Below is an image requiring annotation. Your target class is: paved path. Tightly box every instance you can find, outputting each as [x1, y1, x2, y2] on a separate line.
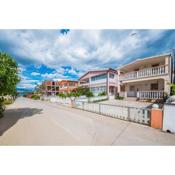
[0, 97, 175, 145]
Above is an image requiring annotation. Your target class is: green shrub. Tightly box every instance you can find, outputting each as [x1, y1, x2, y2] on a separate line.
[4, 98, 13, 105]
[146, 99, 152, 102]
[115, 96, 124, 100]
[98, 91, 107, 96]
[86, 91, 94, 98]
[0, 97, 5, 118]
[170, 83, 175, 95]
[57, 93, 66, 98]
[31, 95, 40, 100]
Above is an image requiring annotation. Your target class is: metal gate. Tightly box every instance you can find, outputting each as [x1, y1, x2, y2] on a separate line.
[74, 101, 150, 125]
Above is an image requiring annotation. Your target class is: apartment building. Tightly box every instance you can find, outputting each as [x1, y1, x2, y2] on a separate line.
[118, 53, 173, 100]
[59, 80, 78, 94]
[42, 80, 59, 96]
[79, 68, 118, 97]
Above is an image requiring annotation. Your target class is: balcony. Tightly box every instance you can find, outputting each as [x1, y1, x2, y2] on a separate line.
[120, 65, 168, 81]
[79, 81, 89, 87]
[120, 90, 164, 100]
[138, 91, 164, 100]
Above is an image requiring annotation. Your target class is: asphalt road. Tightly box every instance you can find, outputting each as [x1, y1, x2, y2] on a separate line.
[0, 97, 175, 145]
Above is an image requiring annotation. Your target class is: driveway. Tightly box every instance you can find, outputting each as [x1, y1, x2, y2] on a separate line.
[0, 97, 175, 145]
[99, 99, 153, 108]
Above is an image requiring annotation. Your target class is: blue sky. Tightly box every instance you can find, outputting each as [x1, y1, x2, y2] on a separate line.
[0, 29, 175, 91]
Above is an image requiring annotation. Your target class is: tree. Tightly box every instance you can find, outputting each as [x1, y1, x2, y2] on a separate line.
[35, 84, 46, 95]
[0, 52, 20, 117]
[170, 83, 175, 95]
[57, 87, 94, 107]
[86, 91, 94, 98]
[58, 92, 67, 99]
[65, 89, 82, 107]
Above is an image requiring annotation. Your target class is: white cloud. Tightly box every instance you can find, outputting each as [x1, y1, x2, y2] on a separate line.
[0, 29, 169, 73]
[17, 83, 36, 89]
[31, 72, 40, 76]
[3, 29, 171, 90]
[17, 73, 40, 89]
[67, 68, 78, 75]
[41, 72, 67, 80]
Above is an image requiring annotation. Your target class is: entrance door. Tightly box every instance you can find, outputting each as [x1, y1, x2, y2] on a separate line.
[128, 85, 136, 97]
[151, 83, 158, 90]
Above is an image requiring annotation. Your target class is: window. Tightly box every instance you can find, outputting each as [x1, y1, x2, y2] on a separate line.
[151, 83, 158, 90]
[152, 64, 159, 67]
[91, 86, 106, 95]
[91, 74, 107, 81]
[129, 85, 135, 91]
[69, 82, 75, 86]
[109, 73, 115, 78]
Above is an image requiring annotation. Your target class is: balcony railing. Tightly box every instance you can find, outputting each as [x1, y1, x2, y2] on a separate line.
[137, 91, 164, 100]
[79, 83, 89, 87]
[120, 65, 168, 81]
[119, 90, 164, 100]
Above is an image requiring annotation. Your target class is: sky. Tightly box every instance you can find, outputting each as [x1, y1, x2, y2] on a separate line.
[0, 29, 175, 91]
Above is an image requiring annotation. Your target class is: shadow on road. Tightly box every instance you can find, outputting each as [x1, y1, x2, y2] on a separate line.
[0, 108, 43, 136]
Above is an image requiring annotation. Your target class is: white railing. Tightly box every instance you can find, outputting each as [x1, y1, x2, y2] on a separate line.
[137, 91, 164, 100]
[120, 65, 168, 81]
[79, 82, 89, 86]
[127, 91, 136, 97]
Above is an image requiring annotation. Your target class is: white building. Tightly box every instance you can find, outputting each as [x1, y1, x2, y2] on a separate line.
[118, 53, 172, 100]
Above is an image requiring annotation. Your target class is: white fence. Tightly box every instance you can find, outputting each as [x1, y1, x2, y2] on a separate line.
[74, 102, 150, 125]
[42, 96, 71, 106]
[41, 95, 108, 106]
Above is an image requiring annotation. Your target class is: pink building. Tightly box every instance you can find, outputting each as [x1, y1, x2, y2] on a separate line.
[79, 68, 118, 98]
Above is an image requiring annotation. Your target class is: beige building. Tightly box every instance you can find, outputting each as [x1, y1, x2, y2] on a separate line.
[118, 53, 172, 100]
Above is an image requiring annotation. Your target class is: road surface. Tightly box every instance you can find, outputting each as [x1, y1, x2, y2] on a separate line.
[0, 97, 175, 145]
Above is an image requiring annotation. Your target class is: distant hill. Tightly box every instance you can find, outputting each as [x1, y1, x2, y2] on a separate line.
[17, 88, 34, 96]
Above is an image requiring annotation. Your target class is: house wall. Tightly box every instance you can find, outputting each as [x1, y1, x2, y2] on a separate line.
[59, 81, 78, 94]
[124, 79, 164, 92]
[42, 81, 59, 96]
[119, 55, 172, 95]
[79, 69, 118, 96]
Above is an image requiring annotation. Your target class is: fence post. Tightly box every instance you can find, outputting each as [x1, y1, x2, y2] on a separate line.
[150, 105, 163, 129]
[83, 102, 85, 110]
[99, 104, 101, 114]
[128, 107, 130, 121]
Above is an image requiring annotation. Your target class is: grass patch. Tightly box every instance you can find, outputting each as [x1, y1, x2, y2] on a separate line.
[4, 98, 14, 105]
